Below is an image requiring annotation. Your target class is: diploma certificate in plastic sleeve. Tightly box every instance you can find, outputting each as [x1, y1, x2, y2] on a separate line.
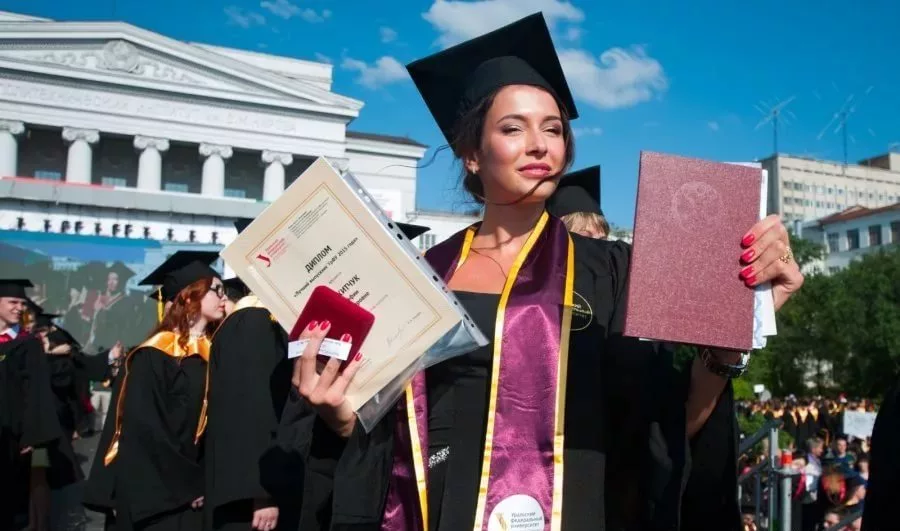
[221, 158, 487, 429]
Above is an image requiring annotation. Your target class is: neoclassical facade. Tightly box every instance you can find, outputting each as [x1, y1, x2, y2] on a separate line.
[0, 11, 427, 246]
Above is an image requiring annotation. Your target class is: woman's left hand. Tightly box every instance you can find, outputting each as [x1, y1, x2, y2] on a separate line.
[739, 214, 804, 311]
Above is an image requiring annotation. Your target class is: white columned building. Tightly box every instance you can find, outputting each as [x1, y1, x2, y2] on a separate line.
[0, 11, 441, 247]
[262, 150, 293, 202]
[0, 119, 24, 177]
[62, 127, 99, 184]
[134, 135, 168, 191]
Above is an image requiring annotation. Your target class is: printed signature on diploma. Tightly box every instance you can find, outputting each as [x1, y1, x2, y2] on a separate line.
[386, 312, 422, 349]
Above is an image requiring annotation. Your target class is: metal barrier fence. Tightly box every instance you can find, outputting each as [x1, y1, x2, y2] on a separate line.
[737, 419, 804, 531]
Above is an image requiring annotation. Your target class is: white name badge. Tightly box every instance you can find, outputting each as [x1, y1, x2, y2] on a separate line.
[487, 495, 545, 531]
[288, 338, 352, 361]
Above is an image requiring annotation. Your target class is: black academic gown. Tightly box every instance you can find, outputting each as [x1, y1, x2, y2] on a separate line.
[861, 380, 900, 531]
[45, 353, 87, 489]
[205, 305, 292, 531]
[0, 334, 64, 529]
[277, 236, 740, 531]
[83, 346, 207, 531]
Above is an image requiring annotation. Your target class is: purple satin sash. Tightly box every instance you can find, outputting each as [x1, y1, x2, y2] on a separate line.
[381, 215, 572, 531]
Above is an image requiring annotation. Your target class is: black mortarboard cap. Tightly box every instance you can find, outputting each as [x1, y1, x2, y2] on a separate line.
[234, 218, 253, 234]
[396, 222, 430, 240]
[223, 277, 249, 301]
[138, 251, 220, 302]
[47, 327, 80, 350]
[546, 165, 602, 218]
[107, 261, 136, 284]
[406, 12, 578, 145]
[0, 278, 33, 299]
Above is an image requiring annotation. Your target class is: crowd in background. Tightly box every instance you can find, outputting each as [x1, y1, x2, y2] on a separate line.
[738, 396, 877, 531]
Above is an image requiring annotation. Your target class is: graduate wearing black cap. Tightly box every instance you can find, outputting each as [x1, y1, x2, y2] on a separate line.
[89, 261, 140, 353]
[0, 279, 65, 529]
[83, 251, 225, 530]
[281, 11, 799, 531]
[546, 166, 610, 239]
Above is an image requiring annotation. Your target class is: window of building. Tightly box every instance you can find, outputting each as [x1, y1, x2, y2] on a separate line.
[827, 232, 840, 253]
[164, 182, 189, 193]
[805, 185, 811, 191]
[827, 187, 834, 194]
[34, 170, 62, 181]
[224, 188, 247, 198]
[869, 225, 882, 246]
[828, 266, 841, 274]
[816, 201, 823, 208]
[838, 189, 844, 195]
[847, 229, 860, 250]
[793, 182, 803, 191]
[804, 200, 811, 207]
[891, 222, 900, 244]
[418, 233, 437, 251]
[783, 180, 792, 189]
[101, 176, 128, 187]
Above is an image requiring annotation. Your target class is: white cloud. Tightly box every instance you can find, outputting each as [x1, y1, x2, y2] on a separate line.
[224, 6, 266, 28]
[260, 0, 330, 22]
[380, 26, 398, 43]
[421, 1, 665, 111]
[558, 46, 668, 110]
[572, 126, 603, 137]
[314, 52, 333, 64]
[708, 121, 720, 132]
[423, 0, 584, 48]
[341, 56, 408, 89]
[564, 26, 582, 41]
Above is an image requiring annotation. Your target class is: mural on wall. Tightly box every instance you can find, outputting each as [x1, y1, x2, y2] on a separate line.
[0, 229, 222, 352]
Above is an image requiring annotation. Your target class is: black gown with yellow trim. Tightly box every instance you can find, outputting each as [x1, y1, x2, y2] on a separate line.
[205, 299, 292, 531]
[83, 333, 208, 531]
[277, 235, 740, 531]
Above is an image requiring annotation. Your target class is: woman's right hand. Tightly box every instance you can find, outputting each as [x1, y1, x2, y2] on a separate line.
[292, 320, 363, 438]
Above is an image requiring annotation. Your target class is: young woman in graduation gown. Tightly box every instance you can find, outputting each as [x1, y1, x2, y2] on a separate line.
[83, 254, 226, 530]
[282, 14, 805, 531]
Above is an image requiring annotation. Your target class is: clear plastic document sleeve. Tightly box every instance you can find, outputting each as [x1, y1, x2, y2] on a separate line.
[220, 158, 488, 431]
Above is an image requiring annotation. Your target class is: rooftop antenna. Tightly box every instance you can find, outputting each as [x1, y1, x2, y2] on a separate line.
[889, 142, 900, 153]
[754, 96, 797, 155]
[817, 86, 874, 165]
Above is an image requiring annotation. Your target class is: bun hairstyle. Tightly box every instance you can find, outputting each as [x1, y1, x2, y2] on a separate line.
[450, 87, 576, 205]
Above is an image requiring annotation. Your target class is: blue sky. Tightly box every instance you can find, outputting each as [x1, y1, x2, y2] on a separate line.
[5, 0, 899, 228]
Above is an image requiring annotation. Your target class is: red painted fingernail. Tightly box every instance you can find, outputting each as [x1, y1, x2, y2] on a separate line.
[741, 249, 755, 263]
[740, 266, 754, 279]
[307, 321, 318, 331]
[742, 233, 756, 247]
[340, 333, 352, 342]
[319, 320, 330, 330]
[746, 275, 757, 285]
[354, 351, 363, 361]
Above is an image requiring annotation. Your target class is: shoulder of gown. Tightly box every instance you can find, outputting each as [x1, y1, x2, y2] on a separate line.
[207, 305, 291, 507]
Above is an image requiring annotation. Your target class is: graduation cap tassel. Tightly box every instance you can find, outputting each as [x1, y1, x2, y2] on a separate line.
[157, 287, 164, 323]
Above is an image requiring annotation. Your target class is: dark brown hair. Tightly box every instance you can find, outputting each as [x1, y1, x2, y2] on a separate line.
[147, 277, 218, 350]
[450, 86, 576, 204]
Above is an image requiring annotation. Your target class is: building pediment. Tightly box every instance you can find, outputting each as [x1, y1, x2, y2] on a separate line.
[0, 21, 362, 118]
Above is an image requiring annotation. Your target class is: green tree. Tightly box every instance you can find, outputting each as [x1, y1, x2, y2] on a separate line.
[789, 229, 825, 269]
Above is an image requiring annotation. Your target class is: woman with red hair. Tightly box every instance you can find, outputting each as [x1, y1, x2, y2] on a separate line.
[84, 251, 226, 530]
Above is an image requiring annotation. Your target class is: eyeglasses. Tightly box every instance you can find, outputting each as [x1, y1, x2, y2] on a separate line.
[209, 284, 225, 298]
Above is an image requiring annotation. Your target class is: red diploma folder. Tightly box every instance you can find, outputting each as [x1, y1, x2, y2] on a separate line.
[623, 151, 761, 351]
[289, 285, 376, 362]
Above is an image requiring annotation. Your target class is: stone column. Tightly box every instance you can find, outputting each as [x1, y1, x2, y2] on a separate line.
[62, 127, 100, 184]
[134, 136, 169, 191]
[261, 150, 293, 201]
[326, 156, 350, 174]
[0, 120, 24, 177]
[199, 143, 232, 197]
